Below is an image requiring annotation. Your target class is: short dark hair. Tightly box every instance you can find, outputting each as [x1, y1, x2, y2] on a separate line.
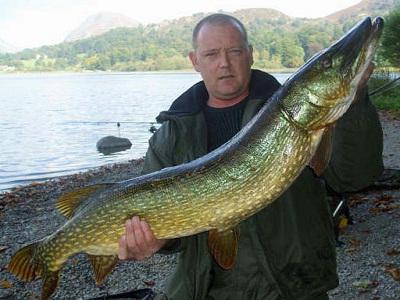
[192, 13, 249, 49]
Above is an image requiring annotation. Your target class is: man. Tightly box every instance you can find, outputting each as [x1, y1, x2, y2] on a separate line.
[119, 14, 338, 299]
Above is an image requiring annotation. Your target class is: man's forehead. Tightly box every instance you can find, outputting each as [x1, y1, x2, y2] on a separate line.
[197, 23, 241, 38]
[196, 23, 245, 48]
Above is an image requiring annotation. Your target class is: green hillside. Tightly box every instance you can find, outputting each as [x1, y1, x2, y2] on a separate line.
[0, 0, 398, 72]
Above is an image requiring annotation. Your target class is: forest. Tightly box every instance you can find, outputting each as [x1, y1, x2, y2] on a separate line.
[0, 8, 398, 72]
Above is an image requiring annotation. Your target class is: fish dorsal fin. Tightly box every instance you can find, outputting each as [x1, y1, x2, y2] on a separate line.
[208, 226, 240, 270]
[88, 254, 118, 286]
[309, 125, 335, 176]
[56, 184, 113, 219]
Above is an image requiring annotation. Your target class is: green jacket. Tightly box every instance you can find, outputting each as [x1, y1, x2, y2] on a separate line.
[322, 87, 384, 193]
[141, 70, 339, 299]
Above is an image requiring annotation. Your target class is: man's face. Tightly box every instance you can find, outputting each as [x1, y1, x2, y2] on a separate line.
[189, 23, 253, 101]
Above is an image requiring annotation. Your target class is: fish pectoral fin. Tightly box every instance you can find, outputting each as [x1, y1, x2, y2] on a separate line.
[309, 125, 335, 176]
[88, 254, 118, 286]
[208, 226, 240, 270]
[56, 184, 114, 218]
[41, 270, 60, 300]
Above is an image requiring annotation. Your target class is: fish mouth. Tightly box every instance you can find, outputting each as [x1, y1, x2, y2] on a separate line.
[330, 17, 383, 77]
[292, 17, 384, 81]
[332, 17, 372, 71]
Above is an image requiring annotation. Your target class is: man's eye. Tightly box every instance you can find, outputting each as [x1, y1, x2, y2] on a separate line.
[229, 49, 242, 56]
[205, 52, 217, 57]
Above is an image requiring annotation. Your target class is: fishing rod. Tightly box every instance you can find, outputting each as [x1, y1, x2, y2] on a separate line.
[368, 76, 400, 97]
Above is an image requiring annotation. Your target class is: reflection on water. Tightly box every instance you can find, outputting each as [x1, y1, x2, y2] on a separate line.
[97, 145, 133, 155]
[0, 72, 290, 191]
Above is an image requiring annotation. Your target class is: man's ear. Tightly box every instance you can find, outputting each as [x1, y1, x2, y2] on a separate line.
[248, 45, 254, 66]
[189, 51, 200, 72]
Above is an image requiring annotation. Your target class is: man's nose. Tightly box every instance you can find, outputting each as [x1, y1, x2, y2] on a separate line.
[218, 51, 230, 68]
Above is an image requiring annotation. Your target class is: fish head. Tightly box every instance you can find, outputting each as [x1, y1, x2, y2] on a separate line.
[281, 17, 383, 130]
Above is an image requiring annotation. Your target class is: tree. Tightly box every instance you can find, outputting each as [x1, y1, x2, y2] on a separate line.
[280, 37, 304, 68]
[380, 8, 400, 67]
[82, 54, 110, 70]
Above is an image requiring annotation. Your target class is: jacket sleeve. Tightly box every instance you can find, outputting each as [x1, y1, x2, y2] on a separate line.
[140, 120, 184, 254]
[141, 143, 169, 175]
[322, 88, 384, 192]
[141, 120, 177, 175]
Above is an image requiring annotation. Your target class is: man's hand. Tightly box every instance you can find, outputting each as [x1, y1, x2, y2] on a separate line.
[118, 216, 167, 260]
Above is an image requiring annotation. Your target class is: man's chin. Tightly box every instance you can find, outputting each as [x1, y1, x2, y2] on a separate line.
[216, 85, 240, 98]
[215, 90, 246, 101]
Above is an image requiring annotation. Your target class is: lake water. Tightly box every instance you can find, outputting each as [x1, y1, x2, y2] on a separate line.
[0, 72, 290, 191]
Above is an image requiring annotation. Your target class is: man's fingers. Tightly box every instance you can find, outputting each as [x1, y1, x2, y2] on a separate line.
[140, 220, 168, 252]
[125, 218, 138, 253]
[118, 216, 166, 261]
[123, 216, 151, 260]
[140, 221, 159, 253]
[132, 216, 147, 253]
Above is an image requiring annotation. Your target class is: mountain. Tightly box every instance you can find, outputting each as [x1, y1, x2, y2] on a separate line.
[325, 0, 400, 22]
[1, 0, 398, 72]
[232, 8, 292, 23]
[64, 12, 140, 42]
[0, 38, 18, 53]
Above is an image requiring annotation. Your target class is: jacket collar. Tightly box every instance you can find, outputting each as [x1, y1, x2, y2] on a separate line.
[156, 69, 280, 123]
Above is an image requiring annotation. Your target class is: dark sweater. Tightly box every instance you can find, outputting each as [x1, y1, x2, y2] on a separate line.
[204, 98, 249, 151]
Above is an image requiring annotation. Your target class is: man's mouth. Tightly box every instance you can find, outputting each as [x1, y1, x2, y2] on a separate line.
[218, 75, 234, 80]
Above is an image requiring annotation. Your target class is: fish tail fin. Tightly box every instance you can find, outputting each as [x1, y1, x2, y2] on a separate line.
[7, 242, 43, 282]
[9, 242, 61, 300]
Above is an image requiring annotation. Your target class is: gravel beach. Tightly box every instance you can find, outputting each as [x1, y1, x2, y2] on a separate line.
[0, 111, 399, 300]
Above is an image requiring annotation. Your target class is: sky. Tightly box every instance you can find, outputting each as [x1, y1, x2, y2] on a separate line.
[0, 0, 362, 49]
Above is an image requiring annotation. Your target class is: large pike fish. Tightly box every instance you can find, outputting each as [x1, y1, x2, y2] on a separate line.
[8, 17, 383, 299]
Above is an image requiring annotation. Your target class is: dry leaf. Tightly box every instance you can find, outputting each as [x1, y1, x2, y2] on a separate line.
[71, 258, 79, 266]
[349, 195, 368, 208]
[374, 194, 393, 204]
[387, 248, 400, 256]
[143, 280, 156, 287]
[346, 238, 361, 252]
[338, 217, 349, 230]
[367, 193, 398, 214]
[369, 206, 396, 214]
[0, 280, 13, 289]
[352, 279, 379, 290]
[385, 266, 400, 281]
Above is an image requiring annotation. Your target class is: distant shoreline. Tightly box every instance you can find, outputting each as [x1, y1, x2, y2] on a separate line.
[0, 68, 298, 75]
[1, 67, 398, 75]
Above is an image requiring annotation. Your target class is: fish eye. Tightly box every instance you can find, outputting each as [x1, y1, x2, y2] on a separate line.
[321, 58, 332, 69]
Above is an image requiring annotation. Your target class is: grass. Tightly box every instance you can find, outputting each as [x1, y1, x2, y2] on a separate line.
[368, 69, 400, 111]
